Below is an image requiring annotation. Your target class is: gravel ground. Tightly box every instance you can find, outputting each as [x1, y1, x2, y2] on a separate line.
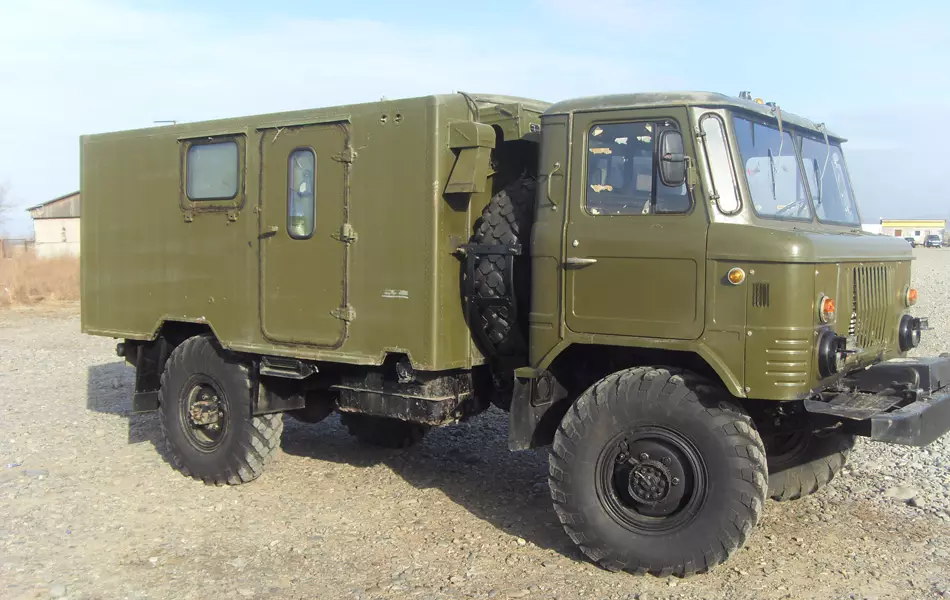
[1, 248, 949, 600]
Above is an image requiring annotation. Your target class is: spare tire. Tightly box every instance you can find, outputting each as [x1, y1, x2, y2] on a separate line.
[468, 178, 536, 357]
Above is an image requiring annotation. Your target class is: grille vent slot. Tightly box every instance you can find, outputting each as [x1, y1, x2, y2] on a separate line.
[851, 265, 890, 347]
[752, 282, 771, 307]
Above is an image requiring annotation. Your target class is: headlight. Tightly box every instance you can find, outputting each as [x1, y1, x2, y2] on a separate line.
[817, 329, 846, 378]
[898, 314, 922, 352]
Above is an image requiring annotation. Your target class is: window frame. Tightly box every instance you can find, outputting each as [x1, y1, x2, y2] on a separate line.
[699, 113, 742, 215]
[731, 113, 814, 223]
[582, 118, 693, 217]
[179, 133, 247, 215]
[286, 147, 317, 240]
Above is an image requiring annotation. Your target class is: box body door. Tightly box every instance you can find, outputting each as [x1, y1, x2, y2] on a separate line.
[564, 107, 707, 340]
[259, 123, 348, 345]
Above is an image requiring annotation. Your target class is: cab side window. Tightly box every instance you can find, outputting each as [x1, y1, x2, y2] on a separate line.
[586, 121, 690, 216]
[287, 149, 316, 239]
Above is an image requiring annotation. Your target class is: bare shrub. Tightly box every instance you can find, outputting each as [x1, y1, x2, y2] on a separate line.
[0, 252, 80, 305]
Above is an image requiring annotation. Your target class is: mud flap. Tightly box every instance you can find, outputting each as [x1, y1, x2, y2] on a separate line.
[508, 369, 570, 451]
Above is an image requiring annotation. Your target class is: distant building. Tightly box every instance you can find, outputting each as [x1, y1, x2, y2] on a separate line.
[861, 223, 883, 235]
[26, 191, 80, 258]
[879, 219, 946, 244]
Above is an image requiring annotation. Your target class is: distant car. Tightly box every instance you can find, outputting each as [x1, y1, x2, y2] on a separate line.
[924, 234, 943, 248]
[904, 237, 917, 247]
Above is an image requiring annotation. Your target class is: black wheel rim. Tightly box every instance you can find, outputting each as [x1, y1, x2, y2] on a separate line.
[595, 426, 707, 533]
[179, 375, 228, 451]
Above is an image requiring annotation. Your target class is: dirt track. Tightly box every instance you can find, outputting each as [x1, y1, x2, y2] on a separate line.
[2, 249, 950, 600]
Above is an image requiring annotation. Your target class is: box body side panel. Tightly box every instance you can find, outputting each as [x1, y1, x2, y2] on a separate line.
[81, 95, 482, 371]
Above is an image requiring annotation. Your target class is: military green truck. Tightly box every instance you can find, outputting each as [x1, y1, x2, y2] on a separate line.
[81, 91, 950, 576]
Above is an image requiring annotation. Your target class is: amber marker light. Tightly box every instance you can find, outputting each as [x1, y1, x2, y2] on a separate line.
[906, 287, 918, 307]
[819, 296, 836, 323]
[727, 268, 746, 285]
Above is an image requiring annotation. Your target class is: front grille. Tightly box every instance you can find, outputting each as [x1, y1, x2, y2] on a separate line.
[851, 265, 891, 348]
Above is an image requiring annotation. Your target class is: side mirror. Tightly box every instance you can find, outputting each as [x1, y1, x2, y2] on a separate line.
[658, 130, 687, 187]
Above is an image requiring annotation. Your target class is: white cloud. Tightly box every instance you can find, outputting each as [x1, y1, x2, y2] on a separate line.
[0, 0, 680, 235]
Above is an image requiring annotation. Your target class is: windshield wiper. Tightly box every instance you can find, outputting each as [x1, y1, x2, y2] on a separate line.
[767, 148, 777, 206]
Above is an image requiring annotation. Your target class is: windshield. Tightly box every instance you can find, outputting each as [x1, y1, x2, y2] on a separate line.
[733, 116, 811, 220]
[799, 136, 860, 225]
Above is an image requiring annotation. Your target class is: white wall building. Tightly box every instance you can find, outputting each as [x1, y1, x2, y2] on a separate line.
[27, 191, 80, 258]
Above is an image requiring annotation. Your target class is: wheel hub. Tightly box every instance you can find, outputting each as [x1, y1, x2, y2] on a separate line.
[188, 390, 223, 428]
[182, 381, 228, 449]
[627, 459, 672, 505]
[598, 428, 704, 531]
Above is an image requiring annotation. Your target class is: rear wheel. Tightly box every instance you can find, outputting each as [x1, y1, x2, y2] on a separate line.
[765, 429, 855, 501]
[549, 368, 767, 577]
[159, 335, 283, 485]
[339, 413, 429, 448]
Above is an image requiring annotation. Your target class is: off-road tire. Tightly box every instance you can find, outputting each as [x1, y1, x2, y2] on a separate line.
[765, 430, 855, 501]
[159, 335, 283, 485]
[338, 413, 430, 449]
[469, 178, 536, 357]
[549, 367, 767, 577]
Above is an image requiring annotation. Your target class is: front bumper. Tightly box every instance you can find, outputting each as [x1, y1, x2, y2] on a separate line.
[868, 389, 950, 446]
[805, 356, 950, 447]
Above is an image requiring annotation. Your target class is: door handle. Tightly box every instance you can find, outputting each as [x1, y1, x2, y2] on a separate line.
[259, 225, 279, 239]
[545, 161, 562, 209]
[565, 257, 598, 267]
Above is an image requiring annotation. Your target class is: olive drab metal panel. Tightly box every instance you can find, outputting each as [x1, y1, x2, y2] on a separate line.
[259, 123, 349, 346]
[564, 107, 707, 340]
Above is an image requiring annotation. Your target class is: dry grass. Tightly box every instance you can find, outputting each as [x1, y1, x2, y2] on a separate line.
[0, 253, 80, 305]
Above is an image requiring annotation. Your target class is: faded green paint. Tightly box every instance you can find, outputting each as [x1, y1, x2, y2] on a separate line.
[82, 91, 915, 404]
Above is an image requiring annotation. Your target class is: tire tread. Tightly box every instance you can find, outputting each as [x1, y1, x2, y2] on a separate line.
[549, 367, 767, 577]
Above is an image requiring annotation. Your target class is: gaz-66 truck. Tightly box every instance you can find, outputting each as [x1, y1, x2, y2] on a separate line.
[81, 91, 950, 576]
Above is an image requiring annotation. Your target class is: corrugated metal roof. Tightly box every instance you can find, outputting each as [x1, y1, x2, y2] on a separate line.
[27, 191, 80, 219]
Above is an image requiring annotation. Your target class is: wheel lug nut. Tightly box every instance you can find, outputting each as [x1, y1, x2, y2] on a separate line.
[671, 477, 680, 486]
[639, 453, 649, 461]
[662, 457, 671, 465]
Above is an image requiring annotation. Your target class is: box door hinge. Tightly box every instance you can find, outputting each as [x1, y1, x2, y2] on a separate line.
[332, 223, 358, 244]
[332, 146, 357, 164]
[331, 304, 356, 321]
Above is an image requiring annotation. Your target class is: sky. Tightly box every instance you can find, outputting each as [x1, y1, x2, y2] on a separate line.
[1, 0, 948, 236]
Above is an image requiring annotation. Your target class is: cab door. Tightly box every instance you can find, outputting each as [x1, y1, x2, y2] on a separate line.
[259, 123, 348, 345]
[564, 108, 707, 340]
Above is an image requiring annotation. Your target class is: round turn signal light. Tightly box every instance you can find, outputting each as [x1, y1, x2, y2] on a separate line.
[906, 287, 918, 307]
[727, 267, 746, 285]
[819, 295, 836, 323]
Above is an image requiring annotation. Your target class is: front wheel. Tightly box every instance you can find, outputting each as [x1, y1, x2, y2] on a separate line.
[765, 429, 855, 501]
[549, 368, 767, 577]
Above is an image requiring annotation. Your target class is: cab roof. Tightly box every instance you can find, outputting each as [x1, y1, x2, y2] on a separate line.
[545, 91, 845, 141]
